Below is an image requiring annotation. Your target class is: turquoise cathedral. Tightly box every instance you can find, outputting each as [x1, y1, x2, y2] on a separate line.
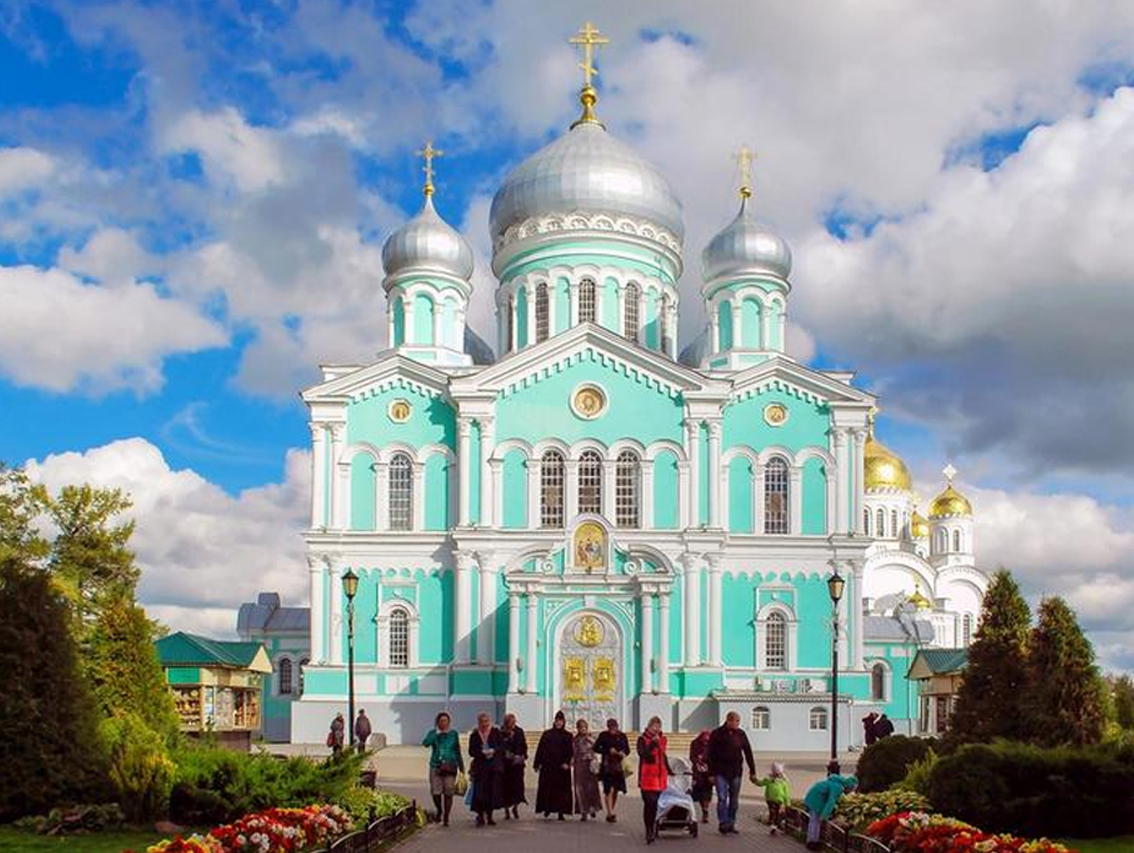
[282, 25, 987, 747]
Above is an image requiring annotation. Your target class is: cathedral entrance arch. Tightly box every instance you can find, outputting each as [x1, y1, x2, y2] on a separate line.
[554, 611, 623, 731]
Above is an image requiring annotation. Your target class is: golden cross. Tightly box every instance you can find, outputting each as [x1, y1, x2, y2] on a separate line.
[569, 21, 609, 90]
[734, 144, 756, 199]
[415, 140, 444, 197]
[942, 463, 957, 484]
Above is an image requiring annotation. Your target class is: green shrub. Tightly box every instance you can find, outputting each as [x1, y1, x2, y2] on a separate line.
[926, 740, 1134, 839]
[331, 787, 410, 823]
[101, 712, 175, 821]
[855, 735, 937, 793]
[12, 803, 125, 835]
[833, 790, 931, 830]
[893, 748, 939, 795]
[169, 745, 364, 824]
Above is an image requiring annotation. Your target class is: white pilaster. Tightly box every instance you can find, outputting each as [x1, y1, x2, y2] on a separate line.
[566, 459, 580, 519]
[458, 418, 473, 526]
[761, 308, 771, 350]
[526, 458, 541, 529]
[789, 465, 803, 535]
[852, 429, 867, 534]
[569, 281, 580, 325]
[490, 459, 504, 528]
[526, 283, 536, 348]
[375, 461, 390, 531]
[641, 461, 655, 529]
[455, 552, 474, 664]
[707, 421, 722, 528]
[707, 556, 722, 665]
[710, 309, 720, 355]
[677, 461, 691, 528]
[852, 560, 866, 670]
[477, 563, 497, 664]
[508, 592, 521, 692]
[329, 423, 347, 530]
[602, 460, 616, 519]
[479, 417, 495, 527]
[833, 429, 849, 534]
[753, 463, 766, 534]
[641, 590, 655, 694]
[404, 299, 416, 345]
[432, 304, 441, 346]
[658, 593, 671, 693]
[329, 560, 344, 664]
[685, 420, 701, 527]
[309, 423, 327, 529]
[525, 594, 538, 693]
[682, 555, 701, 666]
[308, 555, 326, 663]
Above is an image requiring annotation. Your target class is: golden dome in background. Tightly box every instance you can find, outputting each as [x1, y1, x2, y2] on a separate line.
[907, 588, 933, 610]
[864, 433, 913, 492]
[929, 484, 973, 519]
[910, 511, 930, 539]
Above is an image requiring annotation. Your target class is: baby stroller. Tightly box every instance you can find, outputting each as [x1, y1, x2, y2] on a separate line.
[656, 757, 699, 838]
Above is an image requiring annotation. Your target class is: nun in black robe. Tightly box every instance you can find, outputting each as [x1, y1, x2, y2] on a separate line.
[533, 710, 574, 819]
[468, 716, 505, 826]
[499, 713, 528, 818]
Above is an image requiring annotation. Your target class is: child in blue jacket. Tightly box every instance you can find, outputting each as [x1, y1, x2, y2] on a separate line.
[802, 772, 857, 850]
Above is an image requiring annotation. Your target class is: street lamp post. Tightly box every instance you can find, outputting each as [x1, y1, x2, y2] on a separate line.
[827, 567, 846, 765]
[342, 568, 359, 752]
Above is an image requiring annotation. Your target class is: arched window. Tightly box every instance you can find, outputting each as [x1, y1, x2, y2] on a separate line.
[877, 508, 886, 538]
[891, 510, 899, 538]
[504, 294, 513, 353]
[278, 657, 293, 695]
[389, 607, 410, 668]
[388, 453, 413, 530]
[871, 662, 887, 701]
[935, 529, 947, 554]
[298, 657, 308, 695]
[863, 508, 871, 535]
[751, 706, 770, 731]
[579, 278, 596, 323]
[615, 450, 641, 528]
[540, 450, 565, 528]
[765, 611, 787, 670]
[952, 529, 962, 552]
[624, 282, 640, 342]
[535, 283, 549, 343]
[578, 450, 603, 514]
[963, 613, 973, 646]
[659, 294, 671, 353]
[764, 457, 790, 534]
[809, 706, 828, 731]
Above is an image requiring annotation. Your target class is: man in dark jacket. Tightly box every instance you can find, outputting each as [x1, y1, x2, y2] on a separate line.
[707, 711, 757, 835]
[354, 709, 372, 752]
[874, 714, 895, 739]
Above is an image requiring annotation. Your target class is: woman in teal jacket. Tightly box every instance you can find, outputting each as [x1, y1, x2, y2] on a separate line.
[802, 773, 857, 850]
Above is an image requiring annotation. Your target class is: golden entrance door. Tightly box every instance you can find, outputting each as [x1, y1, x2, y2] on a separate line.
[558, 613, 622, 730]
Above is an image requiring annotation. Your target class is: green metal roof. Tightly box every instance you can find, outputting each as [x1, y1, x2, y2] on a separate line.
[910, 647, 969, 678]
[156, 632, 268, 670]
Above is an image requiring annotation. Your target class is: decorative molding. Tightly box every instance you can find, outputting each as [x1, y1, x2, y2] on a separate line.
[495, 210, 681, 254]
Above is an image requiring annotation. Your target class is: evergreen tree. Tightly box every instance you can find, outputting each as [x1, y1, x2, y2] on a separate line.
[88, 598, 181, 746]
[1109, 674, 1134, 730]
[0, 464, 48, 565]
[1027, 596, 1107, 746]
[949, 568, 1032, 744]
[0, 558, 108, 820]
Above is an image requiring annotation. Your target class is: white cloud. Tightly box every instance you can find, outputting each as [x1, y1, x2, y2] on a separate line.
[25, 438, 310, 637]
[0, 264, 227, 394]
[0, 146, 54, 198]
[162, 107, 286, 194]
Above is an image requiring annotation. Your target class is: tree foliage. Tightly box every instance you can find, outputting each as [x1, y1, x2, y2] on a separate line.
[1109, 674, 1134, 730]
[0, 464, 48, 565]
[1027, 596, 1107, 746]
[0, 558, 109, 820]
[948, 569, 1032, 744]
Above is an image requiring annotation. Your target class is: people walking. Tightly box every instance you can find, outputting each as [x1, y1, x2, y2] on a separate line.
[533, 710, 574, 820]
[803, 772, 858, 850]
[422, 711, 464, 826]
[707, 711, 757, 835]
[689, 729, 713, 824]
[572, 719, 603, 821]
[636, 715, 671, 845]
[468, 712, 505, 827]
[754, 761, 791, 835]
[862, 711, 879, 746]
[498, 713, 528, 820]
[593, 717, 630, 823]
[354, 709, 372, 752]
[874, 713, 895, 739]
[328, 712, 345, 755]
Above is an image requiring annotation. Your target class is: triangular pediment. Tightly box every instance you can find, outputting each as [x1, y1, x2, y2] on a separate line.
[301, 351, 452, 404]
[728, 355, 875, 408]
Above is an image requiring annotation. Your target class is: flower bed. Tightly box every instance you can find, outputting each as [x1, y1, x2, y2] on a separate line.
[835, 791, 931, 831]
[866, 811, 1079, 853]
[141, 804, 352, 853]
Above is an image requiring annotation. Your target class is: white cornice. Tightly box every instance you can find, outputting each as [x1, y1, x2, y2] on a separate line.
[301, 352, 452, 406]
[728, 355, 876, 408]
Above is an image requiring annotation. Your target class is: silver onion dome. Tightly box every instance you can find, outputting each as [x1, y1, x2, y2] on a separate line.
[382, 196, 474, 282]
[701, 197, 792, 281]
[489, 122, 684, 243]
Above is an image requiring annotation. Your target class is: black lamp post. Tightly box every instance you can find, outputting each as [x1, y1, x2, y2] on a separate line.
[342, 568, 359, 752]
[827, 568, 846, 764]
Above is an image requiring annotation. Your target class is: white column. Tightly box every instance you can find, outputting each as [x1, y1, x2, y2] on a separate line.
[789, 465, 804, 535]
[386, 302, 395, 344]
[685, 420, 701, 527]
[707, 556, 722, 665]
[526, 284, 536, 347]
[569, 281, 580, 325]
[458, 418, 473, 526]
[490, 459, 504, 527]
[658, 593, 671, 693]
[753, 463, 766, 534]
[525, 594, 538, 693]
[710, 308, 720, 354]
[527, 458, 541, 529]
[455, 306, 467, 350]
[477, 564, 497, 664]
[852, 429, 866, 534]
[566, 459, 580, 519]
[308, 555, 326, 663]
[602, 459, 617, 519]
[707, 421, 722, 528]
[329, 561, 344, 664]
[329, 423, 347, 530]
[852, 560, 866, 670]
[375, 462, 390, 531]
[641, 461, 655, 529]
[778, 308, 786, 352]
[455, 552, 474, 664]
[404, 299, 416, 345]
[432, 305, 442, 347]
[677, 461, 691, 528]
[833, 429, 849, 535]
[641, 590, 655, 694]
[761, 308, 772, 351]
[682, 556, 701, 666]
[309, 423, 327, 528]
[412, 461, 425, 531]
[508, 592, 521, 692]
[479, 417, 495, 528]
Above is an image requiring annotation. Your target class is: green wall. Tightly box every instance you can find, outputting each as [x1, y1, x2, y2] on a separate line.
[653, 451, 679, 529]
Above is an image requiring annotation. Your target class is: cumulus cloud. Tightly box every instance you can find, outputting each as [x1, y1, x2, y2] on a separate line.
[25, 438, 310, 637]
[0, 264, 227, 394]
[0, 146, 55, 197]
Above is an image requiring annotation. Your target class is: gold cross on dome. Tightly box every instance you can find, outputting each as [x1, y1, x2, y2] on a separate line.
[569, 21, 609, 90]
[415, 140, 444, 197]
[943, 463, 958, 484]
[734, 144, 756, 199]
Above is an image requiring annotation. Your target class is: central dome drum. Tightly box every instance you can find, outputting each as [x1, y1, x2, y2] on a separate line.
[489, 122, 685, 245]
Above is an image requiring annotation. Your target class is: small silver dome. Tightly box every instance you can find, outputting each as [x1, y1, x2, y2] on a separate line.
[382, 196, 474, 282]
[701, 197, 792, 281]
[490, 122, 684, 243]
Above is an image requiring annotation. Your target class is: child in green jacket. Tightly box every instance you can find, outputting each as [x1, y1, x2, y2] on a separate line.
[753, 762, 791, 834]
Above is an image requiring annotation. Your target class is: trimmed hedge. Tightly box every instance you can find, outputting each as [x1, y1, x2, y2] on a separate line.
[925, 740, 1134, 839]
[856, 735, 938, 793]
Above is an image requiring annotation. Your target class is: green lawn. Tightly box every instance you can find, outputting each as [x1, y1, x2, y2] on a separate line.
[0, 826, 167, 853]
[1061, 838, 1134, 853]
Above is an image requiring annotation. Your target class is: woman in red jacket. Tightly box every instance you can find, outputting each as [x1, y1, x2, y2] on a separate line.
[636, 715, 672, 844]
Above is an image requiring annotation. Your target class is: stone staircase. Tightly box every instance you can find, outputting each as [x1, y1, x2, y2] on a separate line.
[627, 730, 698, 756]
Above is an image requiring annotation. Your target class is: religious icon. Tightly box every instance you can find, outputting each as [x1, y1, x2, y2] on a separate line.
[574, 615, 604, 648]
[593, 657, 615, 697]
[564, 657, 586, 701]
[574, 521, 606, 571]
[764, 402, 788, 427]
[571, 385, 606, 419]
[388, 399, 412, 423]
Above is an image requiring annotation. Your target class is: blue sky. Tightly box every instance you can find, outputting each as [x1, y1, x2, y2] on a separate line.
[4, 1, 1134, 669]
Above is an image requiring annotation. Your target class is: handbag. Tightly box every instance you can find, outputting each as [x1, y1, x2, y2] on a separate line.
[455, 772, 468, 796]
[437, 761, 458, 776]
[589, 756, 602, 776]
[622, 756, 635, 779]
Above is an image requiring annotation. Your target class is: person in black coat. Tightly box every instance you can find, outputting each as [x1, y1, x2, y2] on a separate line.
[533, 710, 574, 819]
[874, 714, 895, 739]
[707, 711, 757, 835]
[498, 713, 528, 819]
[593, 717, 631, 822]
[468, 712, 505, 827]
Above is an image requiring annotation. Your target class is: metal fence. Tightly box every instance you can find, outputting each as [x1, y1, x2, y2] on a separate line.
[780, 804, 892, 853]
[326, 801, 418, 853]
